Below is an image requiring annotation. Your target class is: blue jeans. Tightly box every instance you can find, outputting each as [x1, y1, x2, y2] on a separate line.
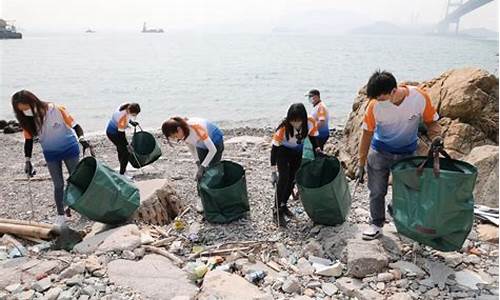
[367, 148, 413, 227]
[46, 156, 80, 215]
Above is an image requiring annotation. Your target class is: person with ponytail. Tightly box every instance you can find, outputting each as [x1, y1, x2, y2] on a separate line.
[11, 90, 91, 225]
[161, 117, 224, 182]
[270, 103, 322, 227]
[106, 102, 141, 176]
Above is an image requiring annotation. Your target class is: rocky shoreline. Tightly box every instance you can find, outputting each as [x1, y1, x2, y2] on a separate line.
[0, 68, 498, 300]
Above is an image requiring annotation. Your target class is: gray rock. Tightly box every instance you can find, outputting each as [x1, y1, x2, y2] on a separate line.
[78, 296, 89, 300]
[301, 240, 325, 258]
[306, 281, 321, 289]
[426, 260, 454, 286]
[426, 287, 440, 297]
[275, 243, 290, 259]
[198, 270, 269, 300]
[321, 282, 337, 296]
[346, 239, 389, 278]
[81, 286, 95, 296]
[463, 254, 481, 265]
[107, 254, 198, 299]
[5, 283, 22, 293]
[314, 261, 343, 277]
[389, 260, 426, 277]
[60, 262, 85, 280]
[17, 290, 35, 300]
[454, 269, 487, 290]
[43, 287, 63, 300]
[65, 275, 83, 286]
[133, 247, 146, 259]
[73, 224, 141, 255]
[335, 277, 363, 297]
[32, 277, 52, 292]
[121, 250, 136, 260]
[282, 276, 301, 294]
[353, 288, 385, 300]
[297, 257, 314, 276]
[388, 292, 413, 300]
[377, 272, 394, 282]
[57, 290, 74, 300]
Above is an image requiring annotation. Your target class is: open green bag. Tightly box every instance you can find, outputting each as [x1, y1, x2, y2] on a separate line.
[129, 126, 162, 168]
[391, 156, 477, 252]
[296, 155, 351, 225]
[198, 160, 250, 223]
[64, 157, 140, 224]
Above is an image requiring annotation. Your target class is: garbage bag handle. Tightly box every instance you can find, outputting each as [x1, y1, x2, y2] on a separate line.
[416, 144, 451, 178]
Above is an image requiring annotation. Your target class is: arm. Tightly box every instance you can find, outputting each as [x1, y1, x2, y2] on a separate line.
[200, 138, 217, 168]
[270, 145, 278, 169]
[359, 129, 374, 167]
[424, 121, 442, 141]
[24, 138, 33, 159]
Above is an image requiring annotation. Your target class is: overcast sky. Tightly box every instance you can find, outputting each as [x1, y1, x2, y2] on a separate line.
[1, 0, 498, 33]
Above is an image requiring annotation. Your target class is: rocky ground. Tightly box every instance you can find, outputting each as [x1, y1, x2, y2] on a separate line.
[0, 126, 498, 300]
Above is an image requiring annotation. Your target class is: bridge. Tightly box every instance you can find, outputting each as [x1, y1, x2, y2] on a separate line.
[437, 0, 495, 34]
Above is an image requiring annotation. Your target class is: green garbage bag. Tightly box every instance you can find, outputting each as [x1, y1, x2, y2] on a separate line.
[198, 160, 250, 223]
[64, 157, 140, 224]
[129, 127, 162, 168]
[391, 156, 477, 252]
[296, 156, 351, 225]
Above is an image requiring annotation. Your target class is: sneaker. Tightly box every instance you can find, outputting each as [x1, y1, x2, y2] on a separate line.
[272, 209, 287, 228]
[54, 215, 66, 226]
[362, 224, 382, 240]
[195, 199, 204, 214]
[122, 172, 134, 180]
[282, 206, 296, 218]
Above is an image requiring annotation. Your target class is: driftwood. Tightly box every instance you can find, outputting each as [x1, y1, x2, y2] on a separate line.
[0, 218, 54, 229]
[0, 220, 56, 240]
[144, 245, 184, 266]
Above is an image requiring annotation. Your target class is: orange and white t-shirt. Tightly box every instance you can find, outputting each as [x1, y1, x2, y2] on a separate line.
[272, 117, 319, 150]
[362, 85, 439, 154]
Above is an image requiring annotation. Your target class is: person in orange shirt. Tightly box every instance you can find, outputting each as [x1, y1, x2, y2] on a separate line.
[11, 90, 91, 225]
[270, 103, 322, 227]
[355, 70, 442, 240]
[306, 89, 330, 150]
[106, 103, 141, 176]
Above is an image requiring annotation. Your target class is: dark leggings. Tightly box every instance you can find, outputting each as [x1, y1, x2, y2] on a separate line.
[107, 132, 129, 174]
[276, 146, 302, 208]
[318, 136, 329, 150]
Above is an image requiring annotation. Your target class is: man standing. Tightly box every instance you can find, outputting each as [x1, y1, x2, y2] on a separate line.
[355, 70, 442, 240]
[307, 89, 330, 150]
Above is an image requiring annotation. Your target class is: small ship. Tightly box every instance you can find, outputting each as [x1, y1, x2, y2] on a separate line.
[0, 19, 22, 39]
[142, 22, 164, 33]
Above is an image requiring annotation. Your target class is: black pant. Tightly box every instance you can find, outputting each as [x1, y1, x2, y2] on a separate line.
[197, 143, 224, 167]
[318, 136, 329, 150]
[107, 132, 129, 174]
[275, 146, 302, 208]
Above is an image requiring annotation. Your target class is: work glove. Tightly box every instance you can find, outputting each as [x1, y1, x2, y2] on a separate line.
[430, 136, 444, 150]
[127, 144, 134, 153]
[271, 171, 278, 186]
[355, 165, 365, 184]
[196, 165, 206, 182]
[24, 160, 35, 177]
[129, 120, 139, 127]
[78, 137, 91, 151]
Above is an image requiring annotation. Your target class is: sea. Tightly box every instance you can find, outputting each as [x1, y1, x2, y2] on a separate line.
[1, 33, 498, 133]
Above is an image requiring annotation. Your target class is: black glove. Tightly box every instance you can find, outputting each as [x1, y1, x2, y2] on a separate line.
[431, 136, 444, 150]
[79, 137, 91, 151]
[355, 165, 365, 184]
[129, 120, 139, 127]
[24, 160, 35, 177]
[196, 165, 206, 181]
[271, 171, 278, 185]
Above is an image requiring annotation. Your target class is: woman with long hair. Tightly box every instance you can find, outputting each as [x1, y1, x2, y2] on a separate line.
[161, 117, 224, 181]
[11, 90, 91, 225]
[270, 103, 322, 227]
[106, 102, 141, 176]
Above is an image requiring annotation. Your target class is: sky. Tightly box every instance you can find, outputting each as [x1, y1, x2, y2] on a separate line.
[0, 0, 498, 33]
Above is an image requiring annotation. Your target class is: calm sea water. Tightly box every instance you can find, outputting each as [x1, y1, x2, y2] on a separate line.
[1, 33, 498, 133]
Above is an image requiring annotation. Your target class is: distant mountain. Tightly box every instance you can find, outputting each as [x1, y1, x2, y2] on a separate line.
[351, 21, 410, 35]
[272, 9, 372, 35]
[461, 27, 499, 40]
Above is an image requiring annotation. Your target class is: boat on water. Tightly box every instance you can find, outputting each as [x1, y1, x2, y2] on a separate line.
[85, 28, 96, 33]
[142, 22, 164, 33]
[0, 19, 22, 39]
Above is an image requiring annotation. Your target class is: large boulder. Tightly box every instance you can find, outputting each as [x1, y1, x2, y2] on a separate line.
[334, 68, 498, 177]
[108, 254, 198, 299]
[463, 145, 499, 207]
[198, 270, 269, 300]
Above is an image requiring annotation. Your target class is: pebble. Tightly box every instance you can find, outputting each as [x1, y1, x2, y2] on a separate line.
[321, 283, 338, 296]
